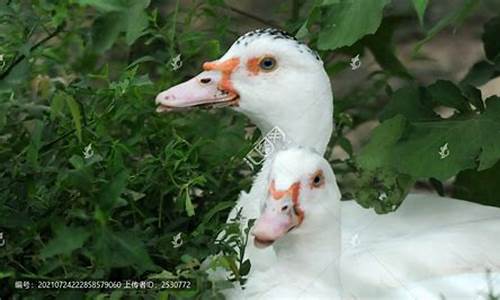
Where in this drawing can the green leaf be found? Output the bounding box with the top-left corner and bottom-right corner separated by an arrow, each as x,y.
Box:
317,0 -> 391,50
461,84 -> 484,112
185,189 -> 195,217
240,259 -> 251,276
355,168 -> 414,214
65,94 -> 83,142
412,0 -> 428,26
296,5 -> 321,39
124,0 -> 150,45
454,160 -> 500,207
413,0 -> 480,55
0,271 -> 15,279
201,201 -> 234,224
392,96 -> 500,179
91,12 -> 123,53
40,225 -> 90,259
0,59 -> 31,90
316,0 -> 340,5
98,170 -> 129,213
482,16 -> 500,61
460,61 -> 498,87
477,96 -> 500,170
93,228 -> 157,272
363,17 -> 412,79
357,115 -> 407,171
427,80 -> 470,113
89,0 -> 150,52
361,93 -> 500,180
50,91 -> 65,120
381,86 -> 438,122
76,0 -> 126,12
26,119 -> 44,168
337,136 -> 353,156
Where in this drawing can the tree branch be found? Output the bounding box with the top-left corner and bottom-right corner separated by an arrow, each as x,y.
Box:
0,23 -> 65,81
224,4 -> 282,29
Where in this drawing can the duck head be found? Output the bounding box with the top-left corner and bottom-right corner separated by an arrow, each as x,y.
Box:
252,147 -> 341,249
155,28 -> 334,154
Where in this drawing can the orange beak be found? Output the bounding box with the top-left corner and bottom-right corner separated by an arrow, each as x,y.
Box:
155,57 -> 240,112
203,57 -> 240,95
252,180 -> 304,248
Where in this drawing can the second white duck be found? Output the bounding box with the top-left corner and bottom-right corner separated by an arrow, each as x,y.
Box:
231,147 -> 500,300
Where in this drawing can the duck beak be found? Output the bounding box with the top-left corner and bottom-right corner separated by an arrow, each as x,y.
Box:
252,181 -> 303,249
155,58 -> 240,113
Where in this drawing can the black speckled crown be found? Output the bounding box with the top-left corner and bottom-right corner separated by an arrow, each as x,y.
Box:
234,28 -> 321,62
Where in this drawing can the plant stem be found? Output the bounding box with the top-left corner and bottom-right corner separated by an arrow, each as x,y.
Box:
0,23 -> 65,80
224,4 -> 282,29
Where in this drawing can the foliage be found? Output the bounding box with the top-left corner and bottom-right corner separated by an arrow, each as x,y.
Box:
0,0 -> 499,298
0,0 -> 252,298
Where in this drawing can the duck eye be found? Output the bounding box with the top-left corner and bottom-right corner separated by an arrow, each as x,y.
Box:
311,171 -> 324,188
259,57 -> 277,71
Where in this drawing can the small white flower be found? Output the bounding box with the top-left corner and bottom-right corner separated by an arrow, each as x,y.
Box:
83,143 -> 94,159
192,187 -> 204,197
439,143 -> 450,159
170,54 -> 183,71
172,232 -> 183,248
350,54 -> 361,70
0,54 -> 5,69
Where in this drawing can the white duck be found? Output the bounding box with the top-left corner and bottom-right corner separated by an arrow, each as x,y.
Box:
155,28 -> 500,272
156,28 -> 332,269
239,146 -> 342,300
235,147 -> 500,300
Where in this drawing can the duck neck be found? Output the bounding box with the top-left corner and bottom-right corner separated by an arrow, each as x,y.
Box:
273,202 -> 341,281
238,75 -> 334,155
254,107 -> 333,156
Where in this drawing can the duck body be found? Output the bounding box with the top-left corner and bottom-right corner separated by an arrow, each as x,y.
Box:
228,147 -> 500,300
341,194 -> 500,299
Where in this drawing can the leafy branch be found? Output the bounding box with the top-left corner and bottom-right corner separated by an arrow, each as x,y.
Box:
0,23 -> 65,80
